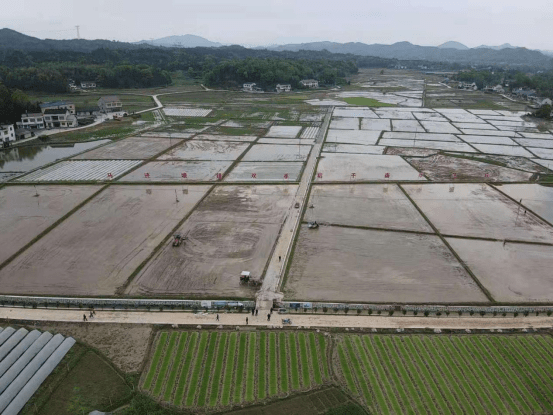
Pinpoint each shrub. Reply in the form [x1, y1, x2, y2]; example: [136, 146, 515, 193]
[413, 310, 418, 316]
[436, 311, 442, 316]
[469, 311, 474, 316]
[333, 307, 339, 313]
[523, 311, 529, 317]
[388, 310, 394, 316]
[356, 309, 362, 315]
[458, 311, 463, 316]
[480, 311, 485, 317]
[402, 310, 407, 315]
[548, 311, 552, 316]
[344, 307, 349, 314]
[323, 307, 328, 313]
[514, 312, 519, 317]
[493, 311, 497, 316]
[502, 312, 507, 317]
[424, 311, 429, 317]
[368, 309, 373, 315]
[377, 310, 382, 315]
[445, 311, 450, 316]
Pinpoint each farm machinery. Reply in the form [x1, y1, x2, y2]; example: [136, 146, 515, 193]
[240, 271, 262, 287]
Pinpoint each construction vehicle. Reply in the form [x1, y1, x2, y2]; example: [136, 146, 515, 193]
[240, 271, 262, 287]
[307, 221, 319, 229]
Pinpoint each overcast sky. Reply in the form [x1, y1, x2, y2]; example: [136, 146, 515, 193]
[2, 0, 552, 49]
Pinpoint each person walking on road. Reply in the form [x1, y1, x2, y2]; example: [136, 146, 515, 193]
[89, 311, 93, 318]
[267, 313, 271, 321]
[255, 309, 258, 316]
[83, 314, 87, 322]
[246, 317, 249, 325]
[279, 256, 282, 262]
[251, 308, 255, 316]
[216, 314, 219, 322]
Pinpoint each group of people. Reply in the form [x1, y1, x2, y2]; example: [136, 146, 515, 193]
[215, 307, 273, 325]
[82, 309, 96, 321]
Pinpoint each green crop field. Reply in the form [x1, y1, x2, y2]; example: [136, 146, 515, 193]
[142, 330, 330, 411]
[341, 97, 396, 107]
[337, 334, 553, 415]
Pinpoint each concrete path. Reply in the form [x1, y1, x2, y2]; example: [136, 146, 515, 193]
[256, 108, 332, 311]
[1, 307, 551, 330]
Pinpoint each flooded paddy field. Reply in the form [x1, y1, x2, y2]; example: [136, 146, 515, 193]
[447, 238, 553, 302]
[460, 135, 517, 145]
[326, 130, 380, 145]
[374, 109, 416, 119]
[156, 140, 250, 161]
[257, 138, 314, 145]
[385, 147, 438, 157]
[333, 107, 378, 118]
[379, 139, 476, 153]
[73, 136, 181, 160]
[307, 184, 432, 232]
[497, 184, 553, 224]
[528, 147, 553, 159]
[119, 160, 232, 182]
[471, 144, 534, 157]
[403, 183, 553, 243]
[329, 117, 360, 130]
[192, 134, 257, 142]
[0, 185, 210, 296]
[419, 121, 462, 134]
[0, 140, 111, 173]
[360, 118, 391, 131]
[383, 132, 460, 142]
[413, 112, 449, 121]
[315, 154, 424, 182]
[322, 143, 385, 154]
[241, 144, 311, 162]
[405, 154, 533, 182]
[225, 162, 304, 181]
[126, 185, 296, 298]
[460, 129, 521, 137]
[519, 132, 553, 139]
[513, 138, 553, 148]
[265, 126, 302, 138]
[0, 185, 101, 265]
[391, 119, 425, 132]
[453, 122, 497, 130]
[284, 225, 487, 303]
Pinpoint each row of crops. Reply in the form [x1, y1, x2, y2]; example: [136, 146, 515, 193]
[338, 334, 553, 415]
[142, 330, 330, 410]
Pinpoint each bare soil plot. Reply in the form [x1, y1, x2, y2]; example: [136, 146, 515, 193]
[284, 226, 486, 303]
[385, 147, 438, 157]
[391, 120, 424, 132]
[225, 162, 304, 181]
[156, 140, 250, 161]
[299, 113, 325, 121]
[119, 160, 232, 182]
[447, 238, 553, 302]
[326, 130, 380, 145]
[322, 144, 385, 154]
[472, 144, 534, 157]
[73, 137, 181, 160]
[333, 107, 378, 118]
[527, 147, 553, 160]
[0, 185, 210, 296]
[453, 122, 497, 130]
[0, 185, 101, 265]
[193, 134, 257, 142]
[403, 183, 553, 243]
[360, 119, 391, 131]
[514, 138, 553, 149]
[382, 132, 460, 142]
[242, 144, 311, 162]
[460, 129, 520, 137]
[329, 118, 359, 130]
[265, 126, 302, 138]
[531, 158, 553, 170]
[405, 155, 532, 182]
[497, 184, 553, 224]
[315, 154, 424, 182]
[126, 185, 296, 298]
[419, 121, 461, 134]
[460, 135, 517, 145]
[308, 184, 432, 232]
[379, 139, 476, 153]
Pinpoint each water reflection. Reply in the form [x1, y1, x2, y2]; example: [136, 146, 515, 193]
[0, 140, 111, 172]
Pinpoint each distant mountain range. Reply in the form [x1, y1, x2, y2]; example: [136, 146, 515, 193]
[1, 28, 551, 68]
[135, 35, 222, 48]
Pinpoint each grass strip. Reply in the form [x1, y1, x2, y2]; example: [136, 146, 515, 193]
[402, 337, 450, 415]
[307, 333, 322, 385]
[350, 336, 388, 414]
[221, 332, 237, 406]
[143, 332, 168, 390]
[382, 336, 428, 414]
[337, 343, 358, 396]
[450, 338, 504, 414]
[482, 337, 542, 412]
[233, 333, 248, 404]
[258, 332, 267, 400]
[245, 332, 257, 402]
[390, 337, 439, 415]
[153, 332, 178, 396]
[469, 337, 526, 414]
[279, 333, 289, 393]
[163, 332, 188, 402]
[317, 334, 330, 380]
[288, 333, 300, 390]
[196, 332, 218, 407]
[174, 332, 198, 407]
[411, 337, 464, 414]
[362, 337, 403, 414]
[184, 331, 209, 407]
[298, 332, 311, 388]
[269, 332, 278, 396]
[427, 336, 485, 415]
[209, 333, 228, 407]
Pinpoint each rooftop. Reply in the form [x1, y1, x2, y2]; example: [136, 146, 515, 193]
[40, 101, 73, 108]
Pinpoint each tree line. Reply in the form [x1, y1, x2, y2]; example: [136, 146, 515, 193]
[0, 83, 40, 125]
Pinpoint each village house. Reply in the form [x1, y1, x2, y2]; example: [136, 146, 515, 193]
[492, 85, 505, 94]
[276, 84, 292, 92]
[15, 128, 33, 140]
[40, 101, 76, 115]
[16, 113, 45, 130]
[0, 124, 15, 146]
[458, 82, 478, 91]
[81, 81, 97, 89]
[513, 88, 536, 100]
[43, 109, 78, 128]
[98, 96, 123, 113]
[243, 83, 256, 91]
[300, 79, 319, 88]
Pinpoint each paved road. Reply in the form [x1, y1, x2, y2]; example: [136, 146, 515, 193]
[1, 307, 551, 330]
[256, 108, 332, 311]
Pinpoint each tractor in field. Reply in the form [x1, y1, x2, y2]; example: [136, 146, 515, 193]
[307, 221, 319, 229]
[172, 234, 184, 247]
[240, 271, 262, 287]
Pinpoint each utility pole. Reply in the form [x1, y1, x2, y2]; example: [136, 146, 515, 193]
[75, 26, 80, 39]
